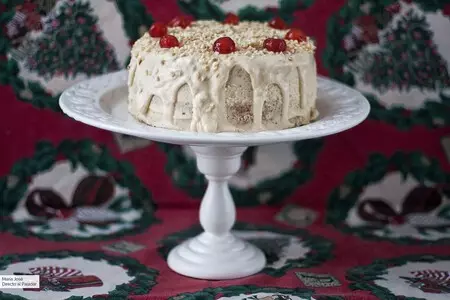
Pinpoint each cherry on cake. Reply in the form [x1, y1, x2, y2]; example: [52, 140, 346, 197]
[127, 18, 318, 133]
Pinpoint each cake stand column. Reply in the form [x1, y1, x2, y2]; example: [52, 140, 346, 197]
[167, 146, 266, 280]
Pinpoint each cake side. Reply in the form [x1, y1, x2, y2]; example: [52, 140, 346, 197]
[128, 20, 318, 133]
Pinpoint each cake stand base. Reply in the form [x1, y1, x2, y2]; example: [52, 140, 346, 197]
[167, 146, 266, 280]
[167, 232, 266, 280]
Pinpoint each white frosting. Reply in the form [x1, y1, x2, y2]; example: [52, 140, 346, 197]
[127, 20, 318, 132]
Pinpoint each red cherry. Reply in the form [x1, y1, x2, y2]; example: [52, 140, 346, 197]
[264, 38, 287, 53]
[224, 13, 239, 25]
[168, 16, 191, 28]
[149, 22, 168, 37]
[213, 37, 236, 54]
[390, 215, 406, 225]
[285, 28, 307, 43]
[268, 16, 287, 30]
[160, 35, 180, 48]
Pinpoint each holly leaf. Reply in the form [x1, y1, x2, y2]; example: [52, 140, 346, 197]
[108, 289, 130, 297]
[108, 196, 131, 212]
[10, 158, 36, 178]
[78, 142, 100, 172]
[117, 161, 135, 175]
[97, 148, 118, 172]
[78, 223, 88, 232]
[0, 37, 10, 56]
[409, 153, 427, 183]
[366, 154, 389, 181]
[62, 154, 80, 172]
[238, 6, 273, 22]
[416, 1, 449, 12]
[116, 0, 153, 40]
[0, 11, 15, 23]
[279, 0, 312, 23]
[0, 180, 27, 215]
[344, 170, 366, 187]
[27, 81, 47, 95]
[337, 72, 356, 87]
[279, 0, 299, 12]
[2, 60, 20, 80]
[438, 205, 450, 220]
[10, 77, 25, 92]
[440, 91, 450, 106]
[35, 140, 55, 154]
[178, 0, 225, 20]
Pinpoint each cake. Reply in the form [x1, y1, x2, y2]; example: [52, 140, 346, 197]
[127, 15, 318, 133]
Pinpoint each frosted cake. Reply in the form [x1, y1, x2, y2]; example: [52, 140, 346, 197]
[127, 15, 317, 133]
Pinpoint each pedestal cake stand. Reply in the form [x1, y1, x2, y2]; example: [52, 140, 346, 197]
[59, 70, 370, 280]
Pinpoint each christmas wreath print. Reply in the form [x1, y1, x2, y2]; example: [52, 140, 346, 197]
[0, 0, 152, 112]
[0, 250, 158, 300]
[347, 254, 450, 299]
[169, 285, 345, 300]
[158, 222, 333, 277]
[326, 151, 450, 244]
[177, 0, 315, 24]
[169, 286, 315, 300]
[159, 140, 323, 206]
[0, 139, 158, 241]
[323, 0, 450, 129]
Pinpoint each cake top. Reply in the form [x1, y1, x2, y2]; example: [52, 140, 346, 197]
[131, 18, 316, 60]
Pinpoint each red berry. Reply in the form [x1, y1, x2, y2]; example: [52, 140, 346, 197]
[213, 37, 236, 54]
[264, 38, 287, 53]
[285, 28, 307, 43]
[268, 16, 287, 30]
[168, 16, 191, 28]
[224, 13, 239, 25]
[356, 15, 376, 27]
[385, 3, 401, 14]
[390, 215, 406, 225]
[149, 22, 168, 37]
[160, 35, 180, 48]
[56, 208, 75, 219]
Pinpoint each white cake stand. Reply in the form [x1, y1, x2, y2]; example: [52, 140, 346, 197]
[59, 70, 370, 280]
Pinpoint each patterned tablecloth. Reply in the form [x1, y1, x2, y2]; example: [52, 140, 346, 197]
[1, 0, 450, 299]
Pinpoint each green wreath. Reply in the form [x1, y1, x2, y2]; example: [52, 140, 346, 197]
[323, 0, 450, 129]
[169, 285, 314, 300]
[178, 0, 316, 23]
[158, 222, 333, 277]
[0, 250, 159, 300]
[0, 0, 153, 112]
[0, 139, 158, 241]
[326, 151, 450, 245]
[347, 254, 450, 300]
[169, 285, 345, 300]
[158, 139, 323, 206]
